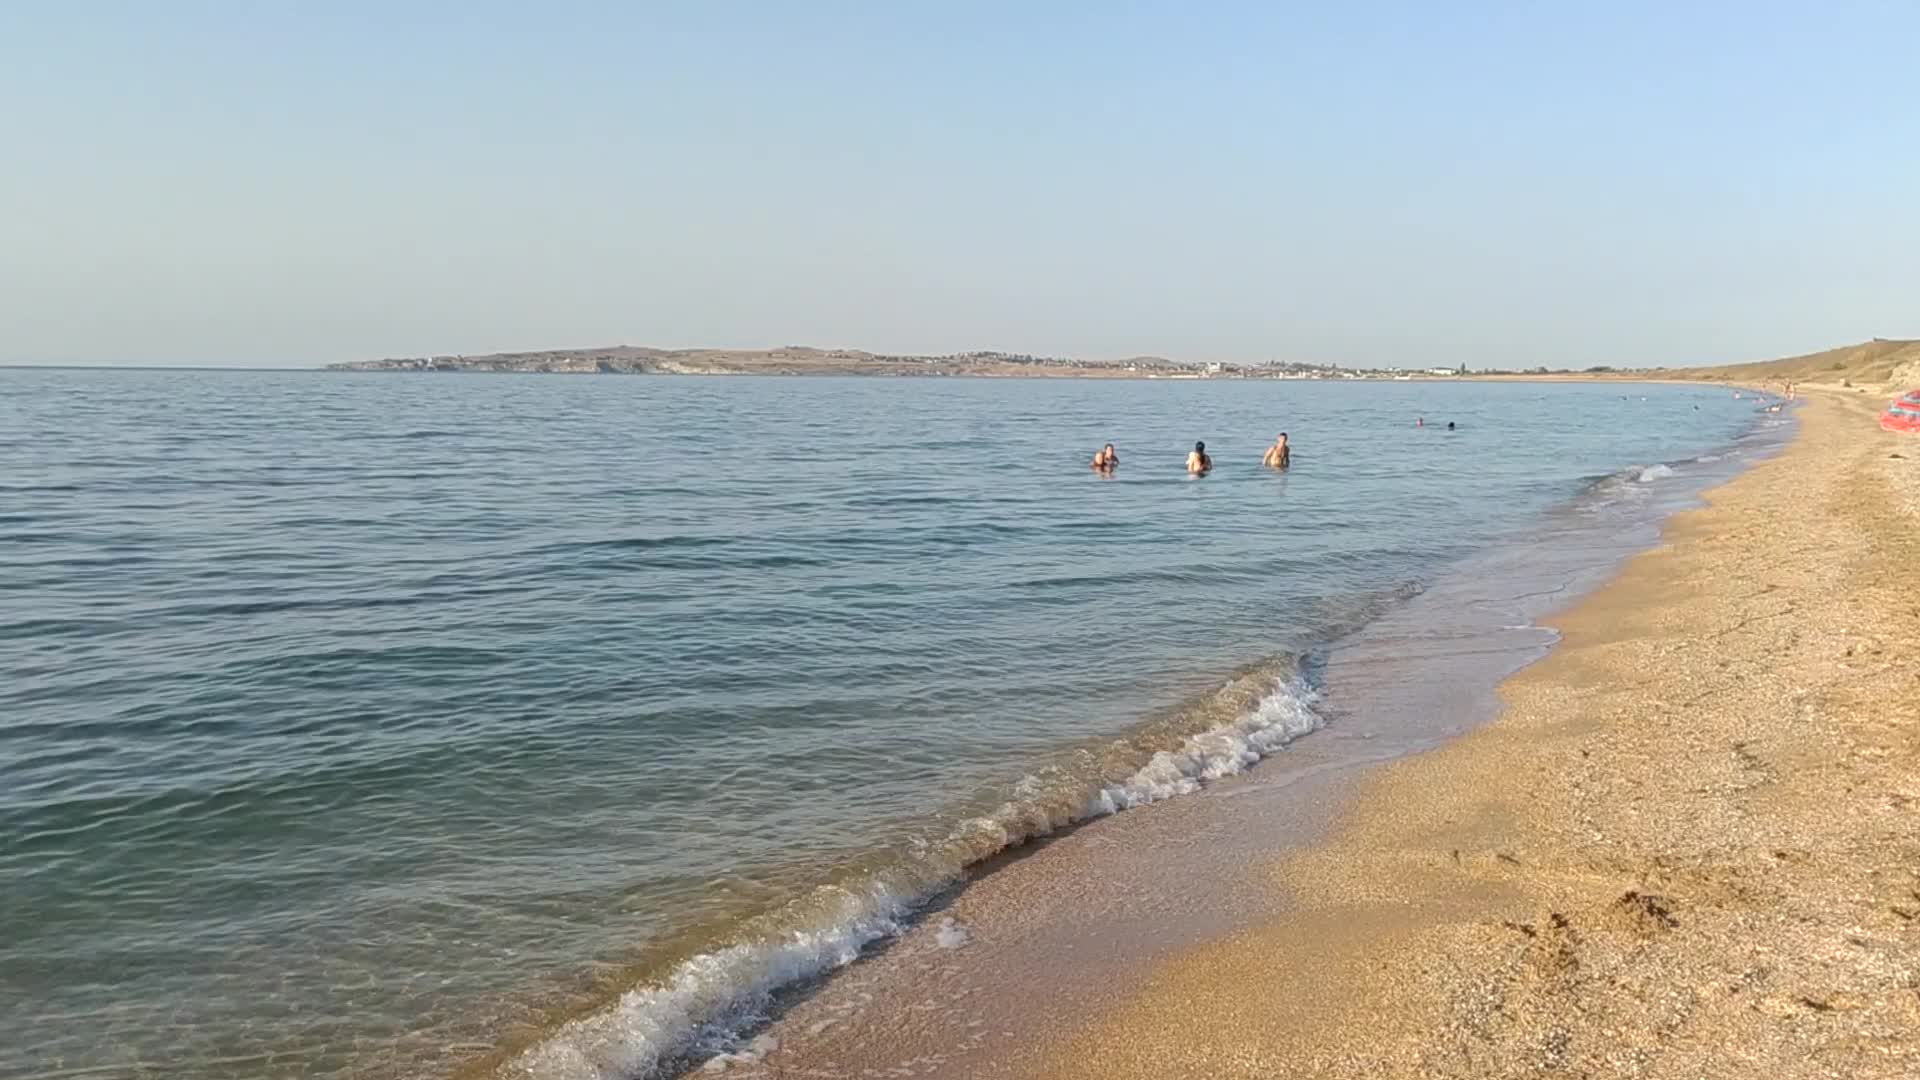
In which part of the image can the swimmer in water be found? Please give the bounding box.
[1262,432,1291,469]
[1447,421,1456,430]
[1186,441,1212,475]
[1090,443,1118,471]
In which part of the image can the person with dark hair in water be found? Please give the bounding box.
[1185,441,1212,475]
[1262,432,1291,469]
[1090,443,1119,471]
[1447,421,1456,430]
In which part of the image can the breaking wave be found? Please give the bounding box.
[506,661,1321,1080]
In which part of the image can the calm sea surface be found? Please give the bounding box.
[0,370,1770,1078]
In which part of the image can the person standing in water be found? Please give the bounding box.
[1262,432,1291,469]
[1186,441,1212,475]
[1090,443,1119,471]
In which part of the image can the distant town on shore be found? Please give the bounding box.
[328,345,1634,380]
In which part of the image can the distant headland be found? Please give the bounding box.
[327,345,1602,380]
[325,337,1920,387]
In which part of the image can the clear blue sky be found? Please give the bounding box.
[3,2,1915,368]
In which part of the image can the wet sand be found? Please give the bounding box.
[1041,388,1920,1078]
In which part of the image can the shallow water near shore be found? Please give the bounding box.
[0,370,1778,1079]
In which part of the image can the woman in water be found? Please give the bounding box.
[1090,443,1119,471]
[1185,441,1212,475]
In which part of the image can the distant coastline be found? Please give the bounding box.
[326,344,1628,381]
[324,336,1918,387]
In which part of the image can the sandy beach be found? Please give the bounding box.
[1041,386,1920,1078]
[14,8,1920,1075]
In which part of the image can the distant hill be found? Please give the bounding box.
[329,338,1920,389]
[328,345,1191,378]
[1662,339,1920,391]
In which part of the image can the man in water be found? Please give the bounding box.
[1262,432,1291,469]
[1090,443,1119,470]
[1186,441,1212,475]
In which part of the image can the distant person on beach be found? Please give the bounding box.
[1186,441,1212,475]
[1262,433,1291,469]
[1091,443,1118,470]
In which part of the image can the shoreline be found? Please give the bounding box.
[1040,389,1920,1077]
[601,398,1796,1080]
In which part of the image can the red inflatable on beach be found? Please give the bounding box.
[1882,391,1920,435]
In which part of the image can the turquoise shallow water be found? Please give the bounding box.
[0,370,1770,1078]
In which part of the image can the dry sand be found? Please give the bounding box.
[1040,388,1920,1079]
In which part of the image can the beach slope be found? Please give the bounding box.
[1043,390,1920,1078]
[1663,337,1920,390]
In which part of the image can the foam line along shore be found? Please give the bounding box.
[493,662,1324,1079]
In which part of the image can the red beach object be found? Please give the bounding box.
[1881,390,1920,434]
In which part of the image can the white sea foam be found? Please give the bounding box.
[1589,462,1677,503]
[934,916,971,949]
[510,674,1321,1080]
[510,882,911,1080]
[700,1034,779,1072]
[1087,677,1322,814]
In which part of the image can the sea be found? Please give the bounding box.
[0,368,1788,1079]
